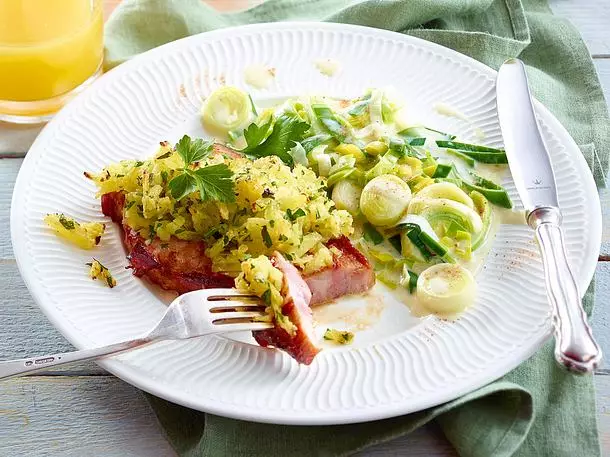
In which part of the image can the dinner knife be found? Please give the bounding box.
[496,58,601,374]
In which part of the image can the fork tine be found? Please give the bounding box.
[209,305,267,313]
[204,288,259,301]
[211,322,273,333]
[212,311,267,321]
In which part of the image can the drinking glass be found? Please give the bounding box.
[0,0,103,124]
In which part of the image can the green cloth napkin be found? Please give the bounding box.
[104,1,610,456]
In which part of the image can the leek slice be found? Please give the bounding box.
[436,140,508,164]
[331,179,362,215]
[201,86,253,137]
[432,163,453,178]
[415,182,474,209]
[435,140,504,153]
[446,148,475,167]
[360,174,412,226]
[363,222,384,245]
[461,173,513,209]
[470,191,492,251]
[289,142,308,167]
[408,197,483,234]
[312,104,349,141]
[301,133,333,152]
[416,264,476,315]
[398,126,456,140]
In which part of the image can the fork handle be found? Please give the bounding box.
[0,337,154,380]
[529,207,602,374]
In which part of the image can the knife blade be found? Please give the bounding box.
[496,58,558,212]
[496,58,601,374]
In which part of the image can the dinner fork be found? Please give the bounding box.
[0,288,270,380]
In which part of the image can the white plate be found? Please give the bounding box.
[11,23,601,425]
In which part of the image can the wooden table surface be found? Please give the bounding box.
[2,1,610,456]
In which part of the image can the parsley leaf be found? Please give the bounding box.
[175,134,213,165]
[241,119,273,152]
[169,173,198,201]
[241,114,309,165]
[168,135,235,202]
[191,164,235,203]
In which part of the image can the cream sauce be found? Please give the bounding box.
[313,58,341,76]
[243,64,275,89]
[434,102,469,121]
[313,294,385,330]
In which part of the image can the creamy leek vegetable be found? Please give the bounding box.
[360,175,411,226]
[201,86,254,137]
[416,264,475,315]
[200,86,517,317]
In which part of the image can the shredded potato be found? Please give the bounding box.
[44,213,105,250]
[87,259,117,288]
[88,149,353,277]
[235,255,297,334]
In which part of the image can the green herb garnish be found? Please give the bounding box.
[241,114,309,166]
[324,328,354,345]
[168,135,235,203]
[261,226,273,248]
[286,208,306,221]
[58,214,75,230]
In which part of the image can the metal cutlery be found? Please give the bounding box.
[496,58,601,374]
[0,288,269,380]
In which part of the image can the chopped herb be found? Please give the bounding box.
[283,252,294,261]
[203,227,219,238]
[261,226,273,248]
[87,259,116,288]
[161,170,169,183]
[262,188,274,198]
[278,234,288,242]
[269,220,275,227]
[58,214,75,230]
[261,289,272,305]
[324,328,354,345]
[134,161,144,167]
[124,201,136,211]
[286,208,306,221]
[157,151,173,160]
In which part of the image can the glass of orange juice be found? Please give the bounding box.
[0,0,103,124]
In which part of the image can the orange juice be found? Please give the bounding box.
[0,0,103,121]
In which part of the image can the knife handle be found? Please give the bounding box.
[529,207,602,374]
